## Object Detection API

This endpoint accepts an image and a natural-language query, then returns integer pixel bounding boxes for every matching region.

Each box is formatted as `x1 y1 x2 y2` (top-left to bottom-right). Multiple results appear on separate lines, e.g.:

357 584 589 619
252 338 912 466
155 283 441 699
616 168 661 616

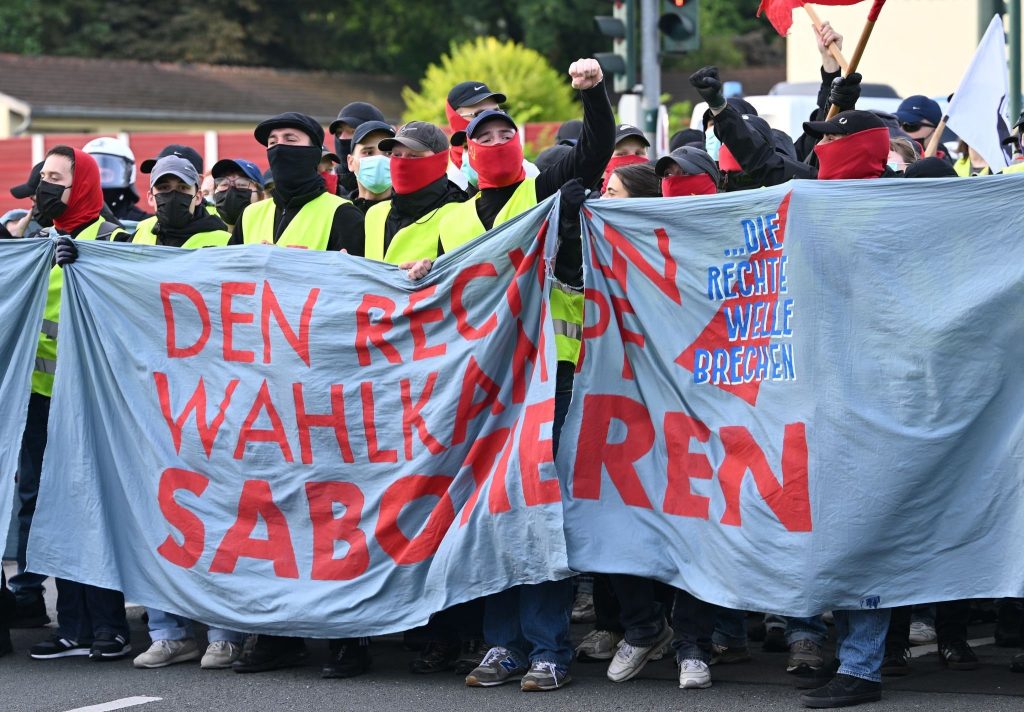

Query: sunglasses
900 121 935 133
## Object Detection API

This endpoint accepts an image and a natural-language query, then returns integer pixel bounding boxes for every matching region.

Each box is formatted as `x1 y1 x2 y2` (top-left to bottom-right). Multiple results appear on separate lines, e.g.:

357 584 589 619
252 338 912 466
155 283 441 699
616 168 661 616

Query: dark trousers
55 579 128 642
11 392 49 603
593 574 624 634
885 599 971 651
608 575 675 645
423 598 484 643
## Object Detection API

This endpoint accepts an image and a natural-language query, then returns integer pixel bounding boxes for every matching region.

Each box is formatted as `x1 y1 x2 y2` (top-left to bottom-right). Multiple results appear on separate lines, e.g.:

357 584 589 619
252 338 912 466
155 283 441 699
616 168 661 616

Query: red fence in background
0 122 563 216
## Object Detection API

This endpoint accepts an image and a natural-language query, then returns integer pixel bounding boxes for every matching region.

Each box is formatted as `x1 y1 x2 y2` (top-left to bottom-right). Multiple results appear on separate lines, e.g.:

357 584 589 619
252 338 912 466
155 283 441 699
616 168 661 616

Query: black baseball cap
448 81 507 110
904 157 957 178
10 161 43 199
329 102 386 136
140 144 204 174
352 120 396 147
556 119 583 146
255 112 325 147
670 129 704 152
535 144 573 172
450 110 518 147
614 123 650 148
655 146 720 184
378 122 449 154
803 110 885 139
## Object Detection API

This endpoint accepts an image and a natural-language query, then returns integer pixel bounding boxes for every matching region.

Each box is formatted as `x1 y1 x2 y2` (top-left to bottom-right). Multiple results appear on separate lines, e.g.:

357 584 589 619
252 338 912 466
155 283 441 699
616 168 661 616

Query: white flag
945 15 1012 172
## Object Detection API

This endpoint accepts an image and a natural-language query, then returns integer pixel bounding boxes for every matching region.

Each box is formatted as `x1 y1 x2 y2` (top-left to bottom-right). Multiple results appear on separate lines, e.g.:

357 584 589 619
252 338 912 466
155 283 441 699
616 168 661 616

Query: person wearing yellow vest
364 121 467 272
135 144 208 243
25 147 132 662
455 58 613 694
209 157 266 231
229 111 364 254
347 120 395 214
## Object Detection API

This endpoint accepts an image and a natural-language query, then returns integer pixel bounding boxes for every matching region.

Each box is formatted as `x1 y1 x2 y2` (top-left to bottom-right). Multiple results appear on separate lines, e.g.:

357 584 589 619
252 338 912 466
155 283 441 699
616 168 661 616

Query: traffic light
659 0 700 54
595 0 635 93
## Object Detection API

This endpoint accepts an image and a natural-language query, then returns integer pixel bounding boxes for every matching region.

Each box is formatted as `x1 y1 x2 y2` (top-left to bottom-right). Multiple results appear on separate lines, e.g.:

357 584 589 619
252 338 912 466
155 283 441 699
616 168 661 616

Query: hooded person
329 101 386 196
601 124 651 191
802 110 893 181
348 120 396 213
654 146 721 197
209 158 265 230
83 136 150 222
28 146 132 663
363 121 467 269
228 111 364 255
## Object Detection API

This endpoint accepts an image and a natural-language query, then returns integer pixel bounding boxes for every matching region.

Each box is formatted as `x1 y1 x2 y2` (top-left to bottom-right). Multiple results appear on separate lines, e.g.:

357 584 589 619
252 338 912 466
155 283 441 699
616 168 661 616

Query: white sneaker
909 620 937 645
576 629 623 661
201 640 243 669
606 625 673 682
571 592 596 623
132 638 201 668
678 658 712 689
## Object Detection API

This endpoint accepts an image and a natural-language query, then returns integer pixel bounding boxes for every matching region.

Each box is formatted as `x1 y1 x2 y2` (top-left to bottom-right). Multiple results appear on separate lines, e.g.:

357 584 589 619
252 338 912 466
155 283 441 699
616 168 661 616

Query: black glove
689 66 726 111
559 178 587 214
55 236 78 266
828 72 862 112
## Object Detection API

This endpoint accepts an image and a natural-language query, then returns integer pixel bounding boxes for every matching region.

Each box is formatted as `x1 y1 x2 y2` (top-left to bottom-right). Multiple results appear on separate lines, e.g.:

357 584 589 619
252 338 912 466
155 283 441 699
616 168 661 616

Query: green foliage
402 38 577 125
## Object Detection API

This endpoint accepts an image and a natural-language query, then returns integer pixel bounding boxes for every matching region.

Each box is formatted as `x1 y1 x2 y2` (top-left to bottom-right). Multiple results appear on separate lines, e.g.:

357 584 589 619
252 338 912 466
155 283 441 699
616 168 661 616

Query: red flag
757 0 866 37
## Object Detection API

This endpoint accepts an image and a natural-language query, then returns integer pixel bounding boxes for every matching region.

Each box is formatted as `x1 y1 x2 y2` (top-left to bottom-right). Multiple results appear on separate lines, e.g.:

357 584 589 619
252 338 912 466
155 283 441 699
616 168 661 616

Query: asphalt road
1 575 1022 712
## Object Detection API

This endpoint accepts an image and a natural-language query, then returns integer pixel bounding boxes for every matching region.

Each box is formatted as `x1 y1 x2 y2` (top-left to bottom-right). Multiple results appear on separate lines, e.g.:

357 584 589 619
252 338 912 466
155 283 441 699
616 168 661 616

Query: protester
83 136 150 222
603 160 661 199
135 145 208 242
601 124 650 191
329 101 387 196
893 95 944 155
887 137 919 173
952 141 991 176
347 120 396 212
209 157 266 230
6 162 51 239
653 146 719 196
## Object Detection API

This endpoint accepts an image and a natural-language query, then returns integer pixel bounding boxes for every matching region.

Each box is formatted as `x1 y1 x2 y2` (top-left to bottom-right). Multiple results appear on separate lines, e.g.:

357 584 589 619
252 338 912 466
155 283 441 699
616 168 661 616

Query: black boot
799 674 882 708
321 638 371 678
232 635 307 673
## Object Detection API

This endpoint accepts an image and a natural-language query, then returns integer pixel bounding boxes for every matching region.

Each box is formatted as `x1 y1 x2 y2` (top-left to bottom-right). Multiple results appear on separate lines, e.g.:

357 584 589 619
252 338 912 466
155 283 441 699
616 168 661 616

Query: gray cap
150 155 200 188
654 146 720 184
378 121 449 154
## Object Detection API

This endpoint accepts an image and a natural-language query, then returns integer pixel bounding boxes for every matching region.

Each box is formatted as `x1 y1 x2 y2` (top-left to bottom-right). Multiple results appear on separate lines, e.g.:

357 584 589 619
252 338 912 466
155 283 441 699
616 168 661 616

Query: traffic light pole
640 0 660 154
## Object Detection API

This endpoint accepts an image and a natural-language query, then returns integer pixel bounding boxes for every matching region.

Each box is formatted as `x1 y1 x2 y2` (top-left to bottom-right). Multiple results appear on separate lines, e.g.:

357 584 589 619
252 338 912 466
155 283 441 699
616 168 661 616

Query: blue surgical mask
887 161 902 173
356 155 391 194
461 152 478 188
705 128 722 162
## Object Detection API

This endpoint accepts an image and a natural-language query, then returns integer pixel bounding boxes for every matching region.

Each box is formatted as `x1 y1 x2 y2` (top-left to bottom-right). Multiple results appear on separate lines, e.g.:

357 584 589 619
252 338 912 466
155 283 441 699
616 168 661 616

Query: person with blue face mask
348 120 396 213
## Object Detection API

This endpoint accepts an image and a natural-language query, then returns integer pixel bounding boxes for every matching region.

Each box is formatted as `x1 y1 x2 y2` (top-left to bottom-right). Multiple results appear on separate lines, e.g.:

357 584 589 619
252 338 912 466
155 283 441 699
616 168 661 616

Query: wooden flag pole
924 117 948 158
826 0 888 119
802 3 850 74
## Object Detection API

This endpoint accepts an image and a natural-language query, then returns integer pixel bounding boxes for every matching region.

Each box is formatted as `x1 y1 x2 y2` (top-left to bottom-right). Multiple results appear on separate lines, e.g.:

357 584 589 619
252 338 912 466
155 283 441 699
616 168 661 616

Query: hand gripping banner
29 198 568 636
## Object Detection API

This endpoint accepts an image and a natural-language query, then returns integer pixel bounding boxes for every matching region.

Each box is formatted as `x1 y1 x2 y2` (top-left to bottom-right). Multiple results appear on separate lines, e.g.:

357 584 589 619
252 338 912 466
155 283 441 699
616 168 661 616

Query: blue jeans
483 580 574 668
56 579 128 642
671 590 717 663
713 607 748 649
146 608 244 644
833 609 890 682
609 574 667 646
11 393 49 604
764 613 828 646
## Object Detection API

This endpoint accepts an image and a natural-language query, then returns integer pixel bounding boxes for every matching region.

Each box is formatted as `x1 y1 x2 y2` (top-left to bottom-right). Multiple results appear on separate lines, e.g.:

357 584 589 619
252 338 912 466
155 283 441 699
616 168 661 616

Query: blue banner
0 239 53 545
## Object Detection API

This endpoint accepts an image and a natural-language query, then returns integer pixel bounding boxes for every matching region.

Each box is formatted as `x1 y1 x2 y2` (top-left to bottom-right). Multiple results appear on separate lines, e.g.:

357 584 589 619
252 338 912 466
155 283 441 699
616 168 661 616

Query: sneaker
908 620 937 645
938 640 979 670
321 638 371 678
133 638 200 668
201 640 242 669
232 635 307 673
678 659 712 689
89 633 131 660
649 637 672 662
787 639 825 674
880 648 911 677
409 639 459 674
1011 652 1024 673
607 625 673 682
30 636 91 659
571 592 596 624
798 673 881 708
453 639 486 675
710 643 752 665
10 597 49 628
576 629 623 662
795 659 841 690
464 646 527 687
521 660 571 691
763 626 788 652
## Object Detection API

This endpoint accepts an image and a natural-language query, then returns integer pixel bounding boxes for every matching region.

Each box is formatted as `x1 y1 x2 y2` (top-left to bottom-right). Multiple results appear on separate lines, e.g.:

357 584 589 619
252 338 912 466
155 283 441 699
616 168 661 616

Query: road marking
909 636 995 657
62 697 162 712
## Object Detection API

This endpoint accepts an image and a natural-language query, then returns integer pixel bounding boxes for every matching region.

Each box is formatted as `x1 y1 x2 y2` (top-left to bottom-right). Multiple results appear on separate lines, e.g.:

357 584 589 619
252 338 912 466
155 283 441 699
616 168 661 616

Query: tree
402 38 578 125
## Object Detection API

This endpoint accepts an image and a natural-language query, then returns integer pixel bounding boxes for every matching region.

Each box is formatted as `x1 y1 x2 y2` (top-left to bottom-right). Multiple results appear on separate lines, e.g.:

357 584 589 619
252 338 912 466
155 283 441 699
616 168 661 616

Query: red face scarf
320 170 338 195
446 101 471 168
662 174 717 197
390 149 450 194
718 145 742 172
469 138 526 189
54 148 104 233
602 154 648 191
814 127 890 180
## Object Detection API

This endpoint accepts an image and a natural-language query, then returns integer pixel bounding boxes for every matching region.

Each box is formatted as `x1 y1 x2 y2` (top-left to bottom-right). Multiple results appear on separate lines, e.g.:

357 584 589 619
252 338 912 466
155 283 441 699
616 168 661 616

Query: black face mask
213 187 253 225
267 144 323 202
30 201 53 228
334 138 352 174
155 191 196 230
35 180 68 222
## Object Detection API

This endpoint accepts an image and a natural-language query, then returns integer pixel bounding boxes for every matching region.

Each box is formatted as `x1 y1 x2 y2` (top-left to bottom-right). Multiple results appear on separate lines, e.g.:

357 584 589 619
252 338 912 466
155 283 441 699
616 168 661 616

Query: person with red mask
802 110 893 181
654 146 721 197
318 148 342 196
363 122 467 277
26 146 132 662
601 124 651 192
